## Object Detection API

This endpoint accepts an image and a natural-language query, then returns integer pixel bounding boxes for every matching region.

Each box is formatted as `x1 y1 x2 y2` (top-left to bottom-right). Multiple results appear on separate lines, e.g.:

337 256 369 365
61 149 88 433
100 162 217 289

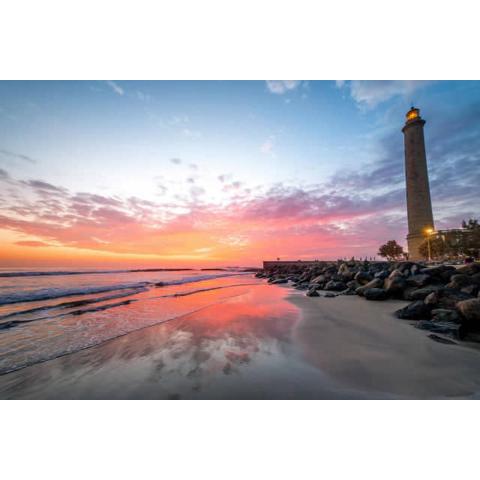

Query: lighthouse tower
402 107 434 260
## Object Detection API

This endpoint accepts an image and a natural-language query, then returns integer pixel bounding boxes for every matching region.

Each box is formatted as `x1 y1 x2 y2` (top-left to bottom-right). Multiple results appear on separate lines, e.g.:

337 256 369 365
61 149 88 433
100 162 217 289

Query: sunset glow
1 80 479 267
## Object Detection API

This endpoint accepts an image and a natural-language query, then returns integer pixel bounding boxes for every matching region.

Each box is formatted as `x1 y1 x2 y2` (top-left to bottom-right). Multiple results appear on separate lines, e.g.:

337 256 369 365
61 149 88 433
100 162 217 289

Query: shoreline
2 278 480 399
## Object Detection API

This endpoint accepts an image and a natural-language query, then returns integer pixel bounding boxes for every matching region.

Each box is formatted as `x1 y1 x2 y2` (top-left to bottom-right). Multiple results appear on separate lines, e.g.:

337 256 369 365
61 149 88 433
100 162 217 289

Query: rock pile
255 260 480 341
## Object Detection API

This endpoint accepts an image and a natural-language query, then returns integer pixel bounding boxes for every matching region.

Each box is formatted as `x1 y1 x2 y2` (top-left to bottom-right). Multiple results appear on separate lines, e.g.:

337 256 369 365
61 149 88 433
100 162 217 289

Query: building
402 107 435 260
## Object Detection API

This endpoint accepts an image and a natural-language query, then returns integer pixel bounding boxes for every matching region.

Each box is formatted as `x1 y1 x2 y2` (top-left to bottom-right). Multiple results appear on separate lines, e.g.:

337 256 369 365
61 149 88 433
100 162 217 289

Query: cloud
260 136 275 155
1 98 479 264
265 80 302 95
22 179 67 194
0 168 9 179
170 158 182 165
0 148 36 164
105 80 124 96
337 81 430 108
182 128 202 139
14 240 52 247
136 90 151 102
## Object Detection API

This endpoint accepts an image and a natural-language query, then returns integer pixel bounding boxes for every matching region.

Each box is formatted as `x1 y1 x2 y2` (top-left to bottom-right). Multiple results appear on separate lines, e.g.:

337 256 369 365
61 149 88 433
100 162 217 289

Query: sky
0 80 479 268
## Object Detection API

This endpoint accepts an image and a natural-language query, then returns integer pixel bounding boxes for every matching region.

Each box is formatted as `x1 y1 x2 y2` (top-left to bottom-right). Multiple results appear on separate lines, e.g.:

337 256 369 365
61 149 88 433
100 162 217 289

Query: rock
364 288 388 301
427 334 458 345
395 301 432 320
431 308 461 324
434 288 474 309
404 285 443 301
324 280 347 291
457 263 480 276
421 265 456 282
424 291 440 306
384 276 407 298
388 269 404 279
310 274 326 284
456 298 480 324
356 278 384 296
447 274 475 290
374 270 389 280
306 287 319 297
406 274 432 288
324 292 336 298
416 320 465 340
270 278 288 284
354 271 373 285
461 284 479 296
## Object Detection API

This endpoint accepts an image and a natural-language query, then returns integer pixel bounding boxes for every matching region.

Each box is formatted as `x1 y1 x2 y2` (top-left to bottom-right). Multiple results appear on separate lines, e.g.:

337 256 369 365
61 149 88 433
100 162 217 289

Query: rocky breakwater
255 260 480 343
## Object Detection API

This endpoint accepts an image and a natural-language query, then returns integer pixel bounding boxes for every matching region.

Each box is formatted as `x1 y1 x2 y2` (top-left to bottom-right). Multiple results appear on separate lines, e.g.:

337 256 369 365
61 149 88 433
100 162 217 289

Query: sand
2 282 480 399
289 292 480 398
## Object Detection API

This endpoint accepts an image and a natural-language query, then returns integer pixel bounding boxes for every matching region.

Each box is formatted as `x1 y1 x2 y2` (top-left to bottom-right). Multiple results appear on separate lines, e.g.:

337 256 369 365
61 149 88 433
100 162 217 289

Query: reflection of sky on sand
0 282 369 399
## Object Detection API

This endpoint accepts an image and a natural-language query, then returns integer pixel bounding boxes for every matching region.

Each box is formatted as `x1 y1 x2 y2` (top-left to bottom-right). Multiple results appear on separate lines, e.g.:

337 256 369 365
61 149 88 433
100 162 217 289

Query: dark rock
427 334 458 345
447 274 475 290
364 288 388 301
324 280 347 291
356 278 384 296
424 291 440 306
406 274 432 288
270 278 288 284
456 298 480 324
434 288 474 309
306 287 319 297
461 284 479 296
384 276 407 298
404 285 443 301
324 292 336 298
354 271 373 285
421 265 456 282
416 320 465 340
310 274 326 284
457 263 480 276
431 308 461 324
395 301 432 320
388 269 403 280
374 270 389 280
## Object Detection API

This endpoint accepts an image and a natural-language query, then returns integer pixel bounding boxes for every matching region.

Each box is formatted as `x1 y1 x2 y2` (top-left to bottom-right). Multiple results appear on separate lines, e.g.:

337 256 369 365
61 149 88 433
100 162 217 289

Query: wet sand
2 283 480 399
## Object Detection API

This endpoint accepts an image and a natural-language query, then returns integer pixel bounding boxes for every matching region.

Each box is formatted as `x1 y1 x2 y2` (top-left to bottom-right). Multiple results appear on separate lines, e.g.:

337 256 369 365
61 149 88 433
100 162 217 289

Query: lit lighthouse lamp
406 106 420 122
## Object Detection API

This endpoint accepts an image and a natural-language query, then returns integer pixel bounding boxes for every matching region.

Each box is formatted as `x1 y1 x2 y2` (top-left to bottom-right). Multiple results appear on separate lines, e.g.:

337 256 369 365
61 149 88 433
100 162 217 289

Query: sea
0 267 257 375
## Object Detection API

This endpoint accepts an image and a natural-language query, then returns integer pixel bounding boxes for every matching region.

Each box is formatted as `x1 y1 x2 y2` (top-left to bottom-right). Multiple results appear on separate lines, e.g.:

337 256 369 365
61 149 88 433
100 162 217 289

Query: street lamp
424 227 434 262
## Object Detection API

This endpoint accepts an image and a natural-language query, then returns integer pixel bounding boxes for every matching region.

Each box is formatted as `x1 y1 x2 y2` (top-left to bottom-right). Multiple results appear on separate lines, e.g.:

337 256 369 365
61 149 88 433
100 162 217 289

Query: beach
2 274 480 399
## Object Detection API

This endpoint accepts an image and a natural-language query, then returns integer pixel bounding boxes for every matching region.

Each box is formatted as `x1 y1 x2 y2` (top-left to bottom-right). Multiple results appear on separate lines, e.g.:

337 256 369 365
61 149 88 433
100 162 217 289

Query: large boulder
456 263 480 276
395 301 432 320
431 308 461 324
456 298 480 324
356 278 384 296
384 276 407 298
404 285 443 301
306 287 320 297
447 274 475 290
416 320 466 340
364 288 388 301
354 271 373 285
310 274 326 285
432 288 474 309
420 265 456 282
406 274 433 288
324 280 347 291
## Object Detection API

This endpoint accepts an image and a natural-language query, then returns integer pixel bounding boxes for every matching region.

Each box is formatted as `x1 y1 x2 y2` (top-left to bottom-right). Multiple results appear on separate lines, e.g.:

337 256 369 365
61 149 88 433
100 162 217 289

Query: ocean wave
0 272 246 306
0 268 194 278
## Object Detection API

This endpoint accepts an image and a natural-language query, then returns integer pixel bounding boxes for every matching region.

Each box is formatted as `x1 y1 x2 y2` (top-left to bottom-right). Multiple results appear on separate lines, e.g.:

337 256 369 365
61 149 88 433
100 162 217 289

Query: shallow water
0 268 253 375
0 279 370 399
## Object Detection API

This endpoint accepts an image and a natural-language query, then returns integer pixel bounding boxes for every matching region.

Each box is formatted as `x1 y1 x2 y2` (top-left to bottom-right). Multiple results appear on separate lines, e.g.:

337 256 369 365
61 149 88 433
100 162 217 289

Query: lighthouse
402 107 434 260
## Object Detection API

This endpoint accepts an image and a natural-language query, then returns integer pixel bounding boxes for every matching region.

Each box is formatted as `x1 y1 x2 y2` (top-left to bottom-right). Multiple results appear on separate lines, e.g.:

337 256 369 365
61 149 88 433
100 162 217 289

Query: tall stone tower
402 107 434 260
